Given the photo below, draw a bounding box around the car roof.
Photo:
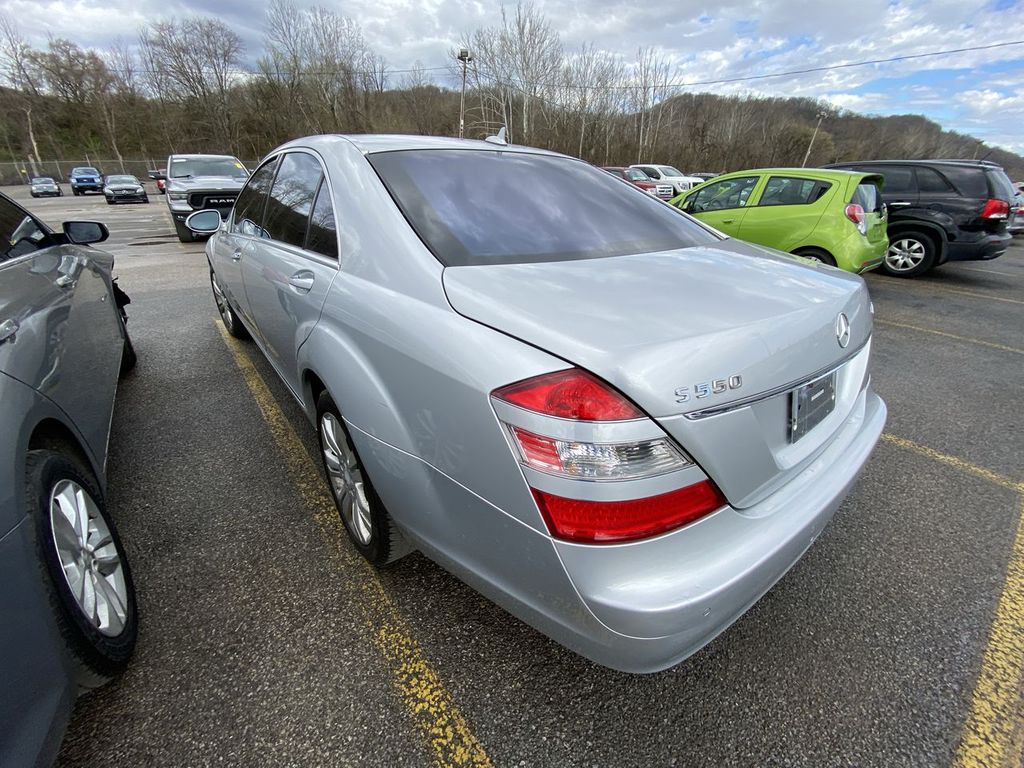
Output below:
[168,154,239,160]
[708,168,870,181]
[826,159,1004,171]
[275,134,565,158]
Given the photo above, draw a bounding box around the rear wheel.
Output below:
[26,450,138,689]
[793,247,837,267]
[884,232,936,277]
[210,268,248,339]
[174,219,196,243]
[316,392,410,567]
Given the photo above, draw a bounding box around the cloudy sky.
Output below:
[3,0,1023,152]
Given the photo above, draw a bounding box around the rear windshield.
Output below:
[851,182,882,213]
[170,157,248,179]
[369,150,718,267]
[986,168,1016,201]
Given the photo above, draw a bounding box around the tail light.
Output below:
[845,203,867,235]
[493,369,727,543]
[532,482,727,543]
[980,198,1009,220]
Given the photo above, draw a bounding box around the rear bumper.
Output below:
[553,386,886,671]
[944,231,1011,262]
[832,234,887,274]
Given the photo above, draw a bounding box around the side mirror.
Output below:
[63,221,109,245]
[151,172,167,181]
[186,209,222,234]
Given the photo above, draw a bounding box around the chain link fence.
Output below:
[0,159,261,186]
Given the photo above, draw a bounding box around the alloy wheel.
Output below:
[886,238,926,272]
[49,479,129,637]
[320,413,372,545]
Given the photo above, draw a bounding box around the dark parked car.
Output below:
[0,191,137,765]
[67,167,104,196]
[29,177,62,198]
[825,159,1015,277]
[102,174,149,205]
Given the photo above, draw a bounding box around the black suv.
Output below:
[824,159,1015,277]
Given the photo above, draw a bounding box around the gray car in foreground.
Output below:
[190,134,886,673]
[0,192,137,764]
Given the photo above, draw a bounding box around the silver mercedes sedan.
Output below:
[188,135,886,673]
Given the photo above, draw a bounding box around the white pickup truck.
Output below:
[630,165,705,195]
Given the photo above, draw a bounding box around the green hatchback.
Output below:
[671,168,887,273]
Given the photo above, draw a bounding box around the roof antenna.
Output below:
[485,126,508,146]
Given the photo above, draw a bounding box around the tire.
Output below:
[58,189,63,196]
[316,391,410,567]
[106,199,114,205]
[25,450,138,689]
[174,219,196,243]
[142,196,149,204]
[72,189,80,197]
[210,268,248,339]
[119,330,136,378]
[794,247,837,267]
[883,231,937,277]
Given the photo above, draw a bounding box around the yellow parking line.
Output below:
[880,434,1023,493]
[952,495,1024,768]
[216,323,492,768]
[882,433,1024,767]
[874,320,1024,356]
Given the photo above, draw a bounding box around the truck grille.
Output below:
[189,192,238,210]
[655,185,674,199]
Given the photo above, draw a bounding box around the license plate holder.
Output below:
[789,372,837,443]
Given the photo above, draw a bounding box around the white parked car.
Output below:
[631,164,705,195]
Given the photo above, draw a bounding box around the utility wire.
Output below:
[473,39,1024,91]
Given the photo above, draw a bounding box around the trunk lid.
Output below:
[444,241,873,506]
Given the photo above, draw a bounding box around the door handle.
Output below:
[0,318,18,344]
[889,201,912,208]
[231,248,243,262]
[287,272,315,293]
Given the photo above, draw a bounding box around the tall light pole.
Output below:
[801,111,827,167]
[458,48,473,139]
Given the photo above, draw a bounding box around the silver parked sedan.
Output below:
[0,191,137,764]
[189,135,886,673]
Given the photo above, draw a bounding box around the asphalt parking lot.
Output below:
[13,185,1023,767]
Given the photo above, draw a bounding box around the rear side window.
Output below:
[875,166,916,195]
[233,157,279,237]
[370,150,717,267]
[305,181,338,260]
[939,166,987,198]
[263,152,324,248]
[758,176,831,206]
[850,182,882,213]
[916,167,955,194]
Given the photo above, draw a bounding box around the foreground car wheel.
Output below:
[884,233,935,277]
[210,268,248,339]
[316,392,409,566]
[26,450,138,688]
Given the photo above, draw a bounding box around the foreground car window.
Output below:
[0,196,47,262]
[370,150,717,266]
[262,152,323,248]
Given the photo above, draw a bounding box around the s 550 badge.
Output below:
[675,375,743,403]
